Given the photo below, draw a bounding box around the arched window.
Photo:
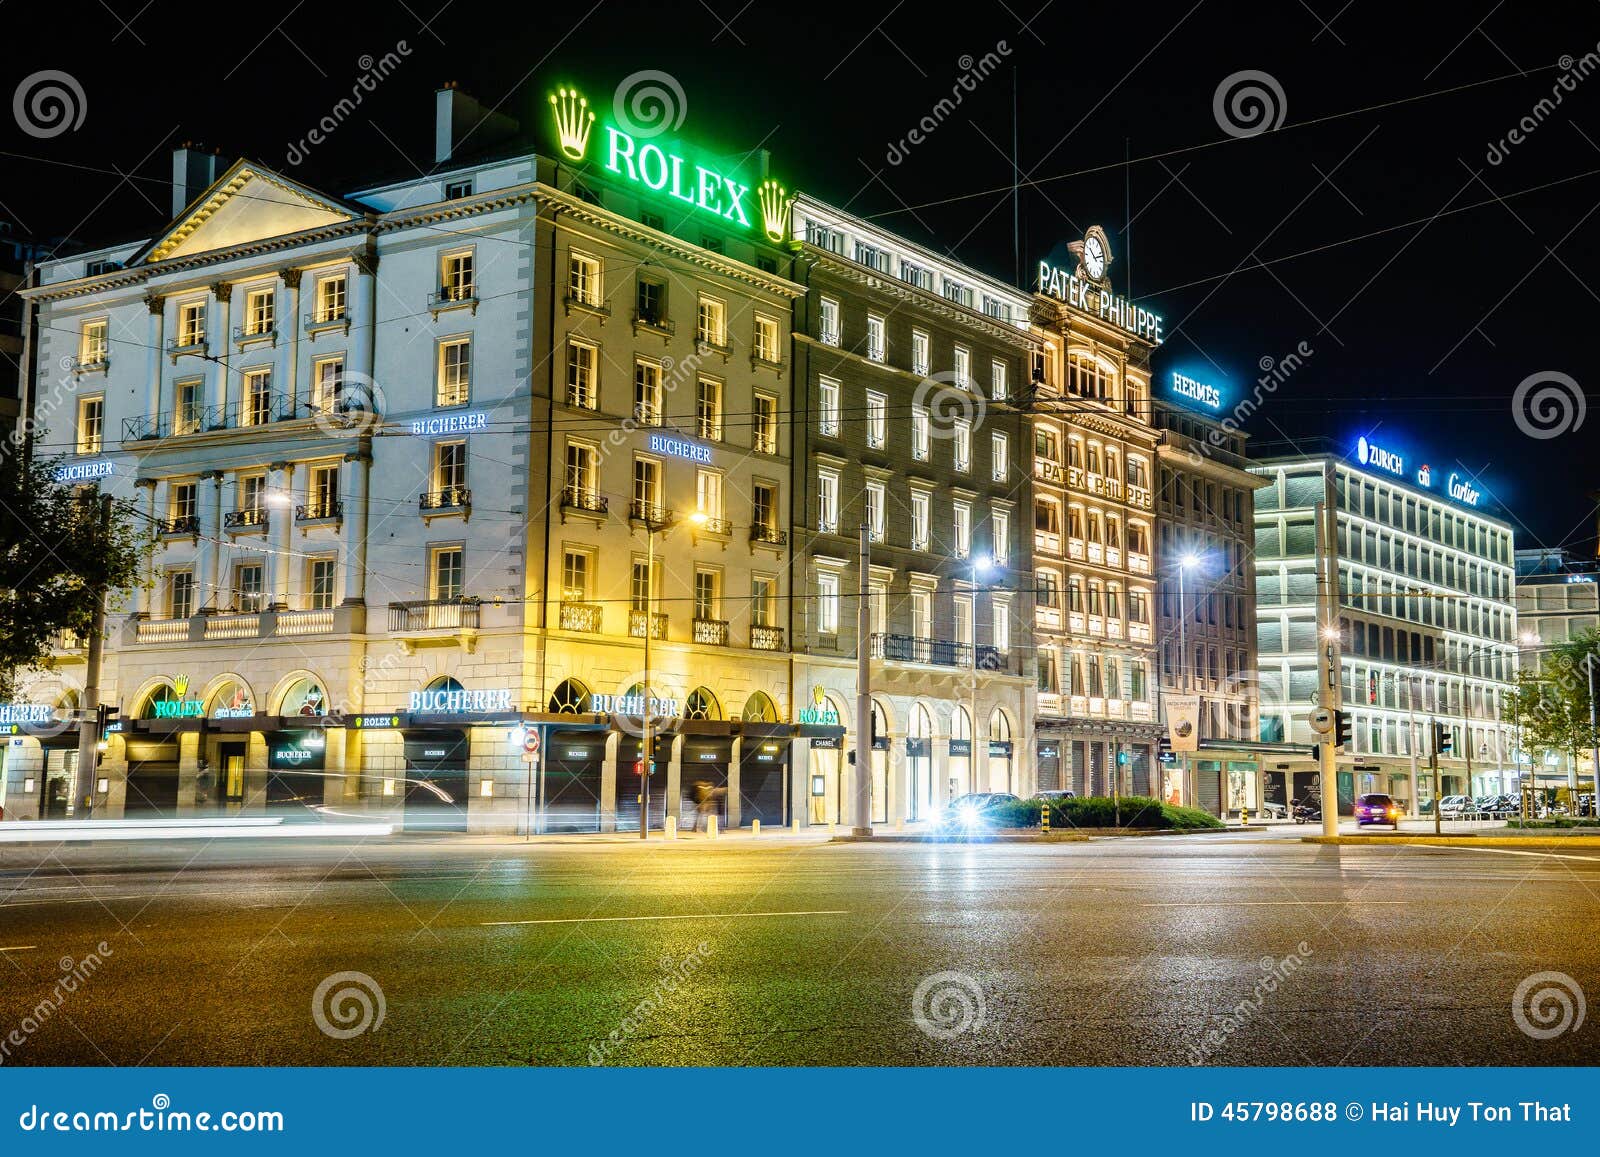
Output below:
[280,677,327,717]
[137,684,178,718]
[951,705,971,740]
[548,678,591,714]
[210,679,253,717]
[685,687,722,721]
[989,709,1012,741]
[741,692,778,723]
[910,703,932,739]
[870,698,888,737]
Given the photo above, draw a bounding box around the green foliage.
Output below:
[987,795,1225,831]
[0,452,150,698]
[1504,635,1599,773]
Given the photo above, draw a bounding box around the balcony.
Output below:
[692,515,733,538]
[428,285,478,316]
[629,610,668,640]
[156,515,199,537]
[750,524,787,548]
[561,487,608,518]
[1129,552,1152,575]
[753,433,777,455]
[233,322,277,347]
[296,500,343,525]
[566,386,597,411]
[629,500,670,528]
[559,601,603,633]
[71,354,110,374]
[976,645,1007,672]
[304,309,349,338]
[870,633,969,668]
[420,487,471,516]
[693,618,730,646]
[130,606,351,645]
[632,309,675,338]
[819,326,840,347]
[750,624,785,651]
[166,335,207,362]
[223,508,268,532]
[389,598,480,632]
[564,293,610,320]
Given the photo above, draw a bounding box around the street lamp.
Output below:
[971,554,993,794]
[635,508,708,841]
[1175,552,1203,808]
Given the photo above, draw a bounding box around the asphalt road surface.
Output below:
[1,828,1596,1065]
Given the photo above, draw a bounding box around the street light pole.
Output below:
[1314,501,1340,839]
[1176,560,1189,807]
[73,493,113,820]
[853,522,872,835]
[640,522,655,840]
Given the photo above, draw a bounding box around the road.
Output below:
[1,828,1595,1065]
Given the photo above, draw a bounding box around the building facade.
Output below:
[1514,547,1598,790]
[1252,440,1518,812]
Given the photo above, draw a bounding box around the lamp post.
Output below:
[637,508,707,840]
[970,554,994,795]
[1176,552,1200,808]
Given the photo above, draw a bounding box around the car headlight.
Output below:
[959,805,980,825]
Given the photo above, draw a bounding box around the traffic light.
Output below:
[1433,721,1453,756]
[633,759,644,778]
[1157,735,1175,765]
[1116,748,1130,766]
[1334,709,1352,750]
[95,703,118,738]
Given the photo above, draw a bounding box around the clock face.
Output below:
[1083,235,1106,280]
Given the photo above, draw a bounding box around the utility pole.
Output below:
[853,523,873,835]
[1590,656,1599,817]
[73,493,113,819]
[1430,717,1442,836]
[1314,501,1340,838]
[640,524,655,841]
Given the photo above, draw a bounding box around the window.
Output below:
[444,178,473,200]
[696,377,723,441]
[167,570,195,620]
[697,296,727,347]
[566,340,597,409]
[568,251,601,306]
[178,301,205,347]
[694,569,721,621]
[438,338,471,407]
[866,313,885,361]
[1067,353,1112,399]
[866,390,886,448]
[819,297,840,345]
[818,377,840,436]
[954,419,971,472]
[753,482,778,535]
[80,320,108,366]
[244,288,274,335]
[866,481,885,542]
[983,295,1009,322]
[910,588,933,639]
[901,261,932,290]
[992,602,1010,654]
[806,220,845,253]
[753,393,777,454]
[943,279,973,308]
[991,359,1008,401]
[817,572,840,634]
[911,329,930,376]
[854,241,889,272]
[238,473,265,515]
[315,275,347,323]
[636,279,665,326]
[991,432,1009,482]
[562,549,591,601]
[953,500,971,558]
[752,576,776,627]
[240,369,272,427]
[754,314,780,363]
[992,509,1010,561]
[307,558,337,610]
[175,379,202,435]
[433,441,468,498]
[633,359,662,425]
[640,210,664,231]
[911,491,930,551]
[867,580,887,637]
[430,546,463,601]
[76,397,103,455]
[441,251,475,301]
[565,441,598,501]
[696,469,724,521]
[630,559,656,611]
[911,406,929,461]
[954,345,971,387]
[954,595,973,649]
[235,562,264,613]
[169,481,197,522]
[308,465,340,519]
[700,235,723,255]
[311,356,343,412]
[632,457,662,518]
[817,469,839,533]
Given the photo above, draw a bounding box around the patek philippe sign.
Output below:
[648,433,713,464]
[1166,695,1201,755]
[1036,248,1164,344]
[408,688,515,714]
[592,692,680,717]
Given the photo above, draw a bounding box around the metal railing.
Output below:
[870,633,969,668]
[388,598,480,631]
[233,323,277,343]
[223,509,268,530]
[559,601,603,633]
[633,309,674,333]
[630,500,669,526]
[694,515,732,536]
[428,285,477,310]
[561,487,608,515]
[420,487,471,511]
[693,618,730,645]
[750,524,787,547]
[629,610,668,639]
[156,515,199,536]
[750,624,785,651]
[296,500,343,522]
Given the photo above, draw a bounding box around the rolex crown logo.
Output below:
[549,86,595,161]
[173,674,190,697]
[758,179,793,243]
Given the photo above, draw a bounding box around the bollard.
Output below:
[665,815,677,840]
[827,820,836,836]
[751,819,761,837]
[1041,801,1051,833]
[791,815,802,834]
[895,817,905,832]
[1241,807,1249,826]
[707,815,718,839]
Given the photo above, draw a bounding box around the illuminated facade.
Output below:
[1514,548,1599,790]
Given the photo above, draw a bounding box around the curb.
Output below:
[1301,835,1600,849]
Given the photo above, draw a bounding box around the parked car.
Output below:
[1036,790,1076,801]
[937,793,1021,832]
[1437,794,1472,817]
[1354,793,1401,828]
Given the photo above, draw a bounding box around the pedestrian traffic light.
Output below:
[1334,709,1352,750]
[633,759,644,777]
[1116,749,1129,765]
[1433,721,1453,756]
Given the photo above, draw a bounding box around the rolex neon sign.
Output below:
[549,85,792,243]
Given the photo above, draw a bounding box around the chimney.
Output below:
[434,83,519,164]
[171,144,222,216]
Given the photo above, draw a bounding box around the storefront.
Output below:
[1035,741,1062,793]
[401,730,470,831]
[614,732,671,834]
[737,724,789,828]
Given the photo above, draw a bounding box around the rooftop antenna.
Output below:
[1011,67,1021,287]
[1124,137,1132,299]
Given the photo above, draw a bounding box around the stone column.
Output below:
[197,470,222,611]
[130,478,158,618]
[727,735,743,828]
[144,294,165,425]
[888,733,908,825]
[340,443,370,605]
[209,282,231,415]
[349,251,379,389]
[789,737,809,828]
[664,732,683,824]
[600,729,619,833]
[269,460,293,609]
[280,268,302,409]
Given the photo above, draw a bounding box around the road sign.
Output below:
[1308,706,1334,734]
[522,729,540,756]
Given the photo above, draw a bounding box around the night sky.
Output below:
[6,0,1598,552]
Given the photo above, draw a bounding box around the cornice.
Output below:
[806,247,1036,349]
